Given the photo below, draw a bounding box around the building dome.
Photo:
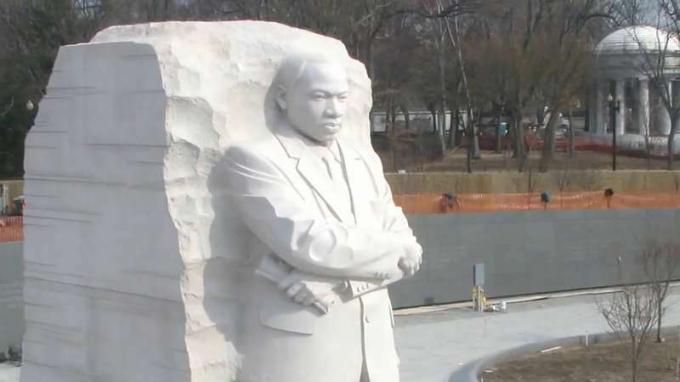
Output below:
[595,26,680,55]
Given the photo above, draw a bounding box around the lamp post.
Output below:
[608,94,620,171]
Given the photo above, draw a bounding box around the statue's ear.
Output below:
[275,84,287,111]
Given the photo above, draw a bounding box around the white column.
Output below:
[615,79,625,135]
[638,78,649,135]
[595,80,606,134]
[659,81,672,135]
[660,108,672,135]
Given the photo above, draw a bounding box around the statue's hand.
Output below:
[398,241,423,278]
[277,271,344,314]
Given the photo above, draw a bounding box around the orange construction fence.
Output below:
[0,192,677,239]
[0,216,22,243]
[393,192,680,214]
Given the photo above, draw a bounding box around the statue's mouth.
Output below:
[321,122,342,130]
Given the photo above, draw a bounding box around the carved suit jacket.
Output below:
[224,124,417,334]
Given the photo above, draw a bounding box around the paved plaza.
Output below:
[396,286,680,382]
[2,287,680,382]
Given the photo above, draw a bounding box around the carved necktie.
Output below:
[321,152,353,221]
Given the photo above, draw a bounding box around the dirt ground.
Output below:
[482,338,680,382]
[413,150,672,173]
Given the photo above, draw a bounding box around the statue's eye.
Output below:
[311,93,326,100]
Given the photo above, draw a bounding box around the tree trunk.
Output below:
[437,36,447,158]
[457,110,465,145]
[473,111,482,159]
[568,108,575,158]
[402,105,410,130]
[512,110,524,157]
[668,114,678,170]
[512,110,526,171]
[388,99,397,172]
[430,109,437,133]
[466,130,472,173]
[466,110,474,173]
[366,40,375,80]
[390,103,397,137]
[447,6,476,167]
[447,105,458,148]
[473,133,481,159]
[495,105,503,153]
[540,108,559,172]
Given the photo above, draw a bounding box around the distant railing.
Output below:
[394,192,680,214]
[478,134,673,159]
[0,216,23,243]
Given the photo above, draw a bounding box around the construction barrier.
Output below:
[393,192,680,214]
[2,191,678,238]
[0,216,23,243]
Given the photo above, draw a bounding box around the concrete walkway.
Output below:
[395,286,680,382]
[0,365,18,382]
[2,287,680,382]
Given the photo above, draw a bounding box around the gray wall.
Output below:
[3,209,680,327]
[389,209,680,308]
[0,242,23,352]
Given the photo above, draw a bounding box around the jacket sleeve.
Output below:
[346,148,422,298]
[224,144,405,280]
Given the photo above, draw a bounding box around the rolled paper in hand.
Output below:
[256,256,330,315]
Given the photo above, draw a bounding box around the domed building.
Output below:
[588,26,680,137]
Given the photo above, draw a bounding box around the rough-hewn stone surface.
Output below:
[22,21,372,381]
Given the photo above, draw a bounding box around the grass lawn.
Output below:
[482,337,680,382]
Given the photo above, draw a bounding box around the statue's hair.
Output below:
[272,51,345,94]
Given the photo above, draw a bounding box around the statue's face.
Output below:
[283,61,349,144]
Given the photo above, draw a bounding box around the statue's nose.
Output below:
[325,98,344,117]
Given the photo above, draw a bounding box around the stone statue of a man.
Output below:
[225,52,422,382]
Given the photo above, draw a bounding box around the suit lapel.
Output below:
[296,153,348,222]
[338,139,365,226]
[275,126,347,222]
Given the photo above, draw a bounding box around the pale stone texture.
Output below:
[22,21,371,381]
[0,243,22,354]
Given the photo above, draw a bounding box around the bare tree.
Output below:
[423,0,451,158]
[640,240,680,343]
[536,0,606,172]
[443,0,481,170]
[464,0,608,172]
[599,283,661,382]
[405,0,480,162]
